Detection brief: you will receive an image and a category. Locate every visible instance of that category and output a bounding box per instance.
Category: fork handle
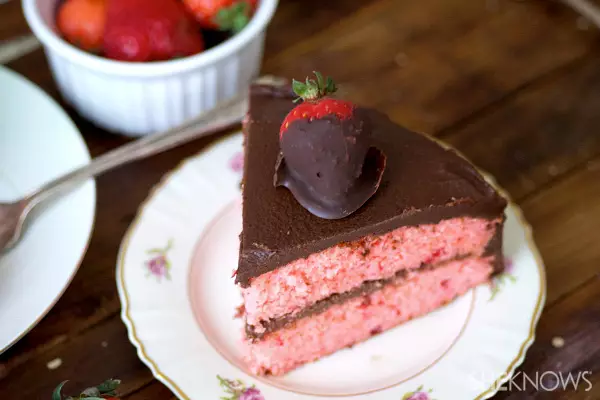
[562,0,600,28]
[27,94,248,208]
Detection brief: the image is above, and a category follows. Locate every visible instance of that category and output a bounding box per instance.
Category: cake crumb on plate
[552,336,565,348]
[46,358,62,370]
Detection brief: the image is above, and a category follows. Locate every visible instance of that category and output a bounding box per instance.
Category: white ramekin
[23,0,278,136]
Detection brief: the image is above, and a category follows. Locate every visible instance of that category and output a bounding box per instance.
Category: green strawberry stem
[53,381,68,400]
[53,379,121,400]
[292,72,338,103]
[215,2,252,34]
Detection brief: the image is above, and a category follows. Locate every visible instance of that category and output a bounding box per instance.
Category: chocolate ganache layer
[244,254,478,340]
[275,111,386,220]
[236,84,507,287]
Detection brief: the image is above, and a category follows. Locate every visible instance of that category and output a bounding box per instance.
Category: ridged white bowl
[23,0,278,136]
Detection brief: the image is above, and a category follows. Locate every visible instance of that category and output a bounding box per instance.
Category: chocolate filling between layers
[245,250,499,341]
[485,214,506,275]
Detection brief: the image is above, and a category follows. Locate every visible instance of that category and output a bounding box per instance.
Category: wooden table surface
[1,0,599,398]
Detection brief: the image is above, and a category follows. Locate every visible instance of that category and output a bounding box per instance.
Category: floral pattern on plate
[229,151,244,173]
[218,375,264,400]
[402,385,435,400]
[117,133,546,400]
[489,257,517,301]
[145,239,173,281]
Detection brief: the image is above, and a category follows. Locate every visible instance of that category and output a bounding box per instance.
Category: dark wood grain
[444,53,600,200]
[125,380,178,400]
[265,0,599,133]
[0,0,599,398]
[0,315,154,398]
[0,1,28,41]
[522,157,600,304]
[263,0,376,55]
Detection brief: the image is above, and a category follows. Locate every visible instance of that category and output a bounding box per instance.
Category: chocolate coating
[274,110,386,219]
[237,84,507,287]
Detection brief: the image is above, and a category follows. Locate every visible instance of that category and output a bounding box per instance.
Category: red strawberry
[183,0,233,29]
[280,72,355,137]
[274,72,387,220]
[183,0,256,33]
[103,0,204,62]
[57,0,107,52]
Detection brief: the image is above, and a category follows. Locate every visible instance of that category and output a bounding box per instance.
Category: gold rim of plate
[117,132,547,400]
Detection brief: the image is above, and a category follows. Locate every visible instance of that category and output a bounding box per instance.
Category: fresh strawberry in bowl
[57,0,106,52]
[54,0,260,60]
[103,0,204,62]
[23,0,278,136]
[183,0,258,33]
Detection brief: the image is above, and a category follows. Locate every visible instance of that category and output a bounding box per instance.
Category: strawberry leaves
[53,379,121,400]
[215,1,252,34]
[292,71,337,102]
[95,379,121,394]
[53,381,68,400]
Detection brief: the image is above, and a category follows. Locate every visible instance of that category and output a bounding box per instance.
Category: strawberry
[183,0,233,30]
[103,0,204,62]
[280,72,355,137]
[183,0,257,33]
[57,0,107,52]
[52,378,121,400]
[275,72,387,220]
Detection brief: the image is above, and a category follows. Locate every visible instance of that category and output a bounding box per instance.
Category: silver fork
[0,76,285,253]
[561,0,600,28]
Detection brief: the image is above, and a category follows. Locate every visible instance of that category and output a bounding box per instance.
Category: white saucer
[117,133,545,399]
[0,66,96,353]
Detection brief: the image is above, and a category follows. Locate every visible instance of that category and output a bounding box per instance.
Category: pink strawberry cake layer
[244,256,493,376]
[243,217,500,329]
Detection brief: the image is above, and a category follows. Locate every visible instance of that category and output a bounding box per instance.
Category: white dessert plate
[0,66,96,353]
[117,132,546,400]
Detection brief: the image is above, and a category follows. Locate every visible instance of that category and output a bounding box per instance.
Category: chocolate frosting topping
[274,110,387,219]
[236,84,507,287]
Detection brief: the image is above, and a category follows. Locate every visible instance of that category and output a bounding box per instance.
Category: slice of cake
[236,74,507,376]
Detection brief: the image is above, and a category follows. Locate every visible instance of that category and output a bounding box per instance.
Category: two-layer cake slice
[236,83,507,376]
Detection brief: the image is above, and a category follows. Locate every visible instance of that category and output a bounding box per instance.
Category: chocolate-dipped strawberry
[274,72,387,219]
